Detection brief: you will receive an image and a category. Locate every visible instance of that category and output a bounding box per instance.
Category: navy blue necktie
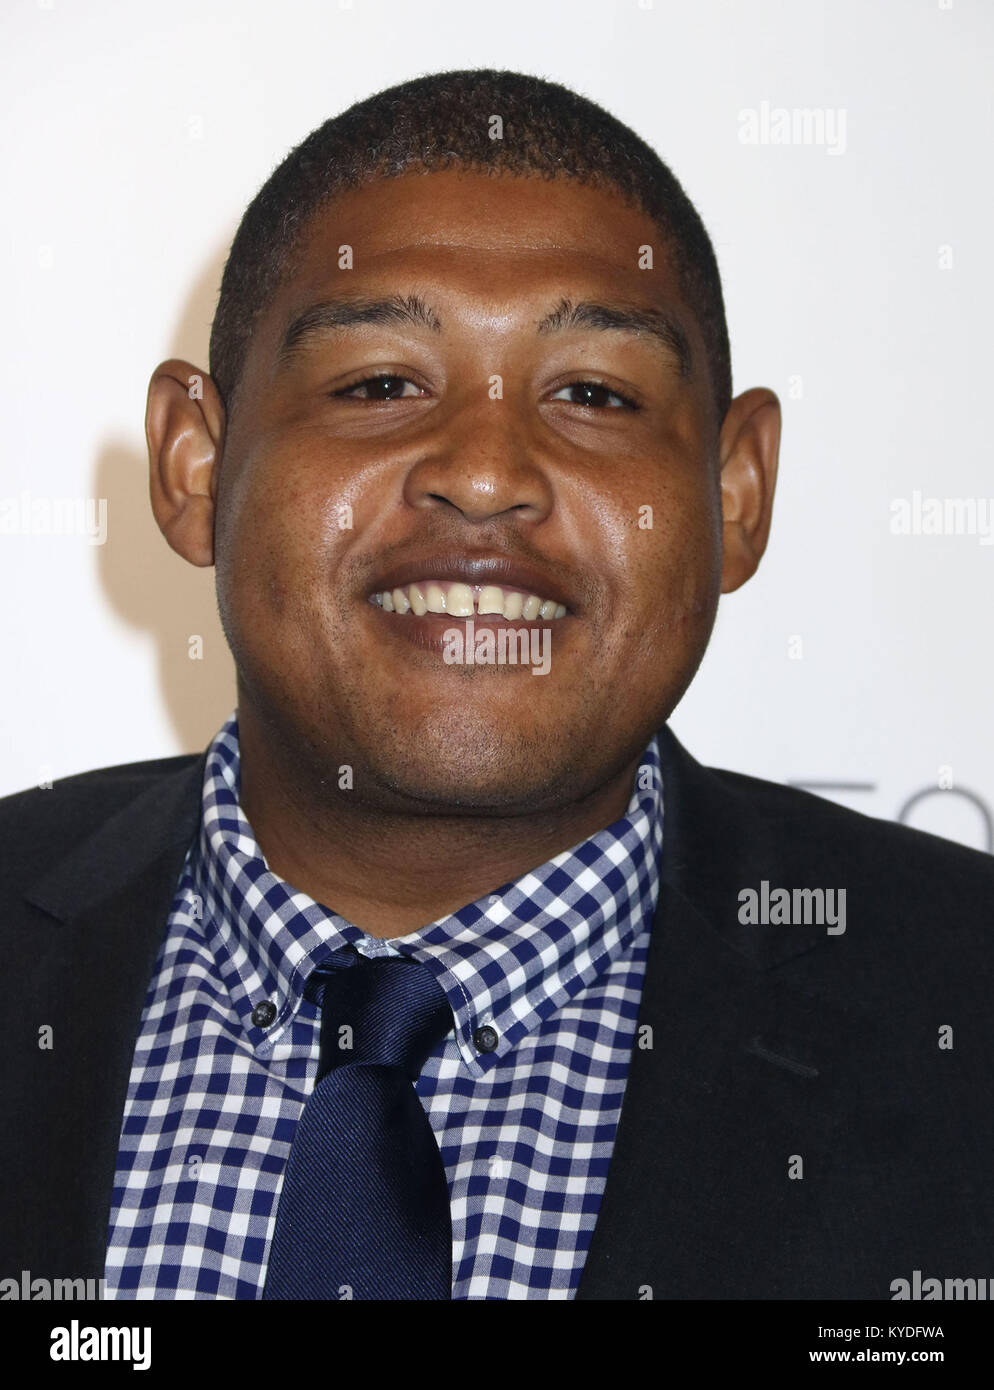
[262,944,454,1300]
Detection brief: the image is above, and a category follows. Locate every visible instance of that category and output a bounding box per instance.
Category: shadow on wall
[95,240,236,753]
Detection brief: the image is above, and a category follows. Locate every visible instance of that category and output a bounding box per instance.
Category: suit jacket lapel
[576,725,856,1299]
[7,753,207,1277]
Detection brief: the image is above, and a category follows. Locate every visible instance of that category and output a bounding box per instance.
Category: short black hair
[208,68,732,430]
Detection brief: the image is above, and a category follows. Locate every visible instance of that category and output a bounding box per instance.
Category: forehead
[259,168,688,342]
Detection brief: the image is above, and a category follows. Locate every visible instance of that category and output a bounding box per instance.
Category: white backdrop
[2,0,991,852]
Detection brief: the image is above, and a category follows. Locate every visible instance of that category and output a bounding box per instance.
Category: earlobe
[718,387,781,594]
[146,358,226,568]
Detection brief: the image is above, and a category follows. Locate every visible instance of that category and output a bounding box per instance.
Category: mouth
[369,580,568,622]
[363,555,577,661]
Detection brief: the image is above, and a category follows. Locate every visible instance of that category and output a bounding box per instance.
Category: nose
[401,394,555,525]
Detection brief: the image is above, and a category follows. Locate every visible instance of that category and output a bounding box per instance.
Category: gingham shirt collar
[192,712,663,1079]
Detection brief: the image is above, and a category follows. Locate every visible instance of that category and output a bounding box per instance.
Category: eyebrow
[277,294,442,365]
[537,296,692,377]
[275,292,693,378]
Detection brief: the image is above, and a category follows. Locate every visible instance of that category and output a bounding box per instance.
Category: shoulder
[0,753,203,888]
[664,748,994,1027]
[708,761,994,891]
[659,726,994,954]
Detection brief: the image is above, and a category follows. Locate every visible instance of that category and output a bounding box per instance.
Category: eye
[549,380,639,410]
[332,373,424,401]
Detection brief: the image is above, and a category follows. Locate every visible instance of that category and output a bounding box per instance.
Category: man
[2,68,992,1302]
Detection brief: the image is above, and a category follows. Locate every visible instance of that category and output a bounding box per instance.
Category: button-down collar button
[252,1000,277,1028]
[473,1024,499,1053]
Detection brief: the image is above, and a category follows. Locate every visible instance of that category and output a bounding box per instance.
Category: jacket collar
[24,749,208,925]
[24,723,828,973]
[653,723,833,969]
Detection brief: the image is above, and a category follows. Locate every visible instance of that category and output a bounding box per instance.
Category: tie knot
[309,947,454,1081]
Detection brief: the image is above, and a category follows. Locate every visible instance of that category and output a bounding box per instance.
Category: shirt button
[252,1000,277,1028]
[473,1025,499,1053]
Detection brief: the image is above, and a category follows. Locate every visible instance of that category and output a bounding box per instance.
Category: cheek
[267,571,288,619]
[216,482,338,672]
[674,515,723,621]
[612,519,721,697]
[224,459,346,596]
[618,477,721,619]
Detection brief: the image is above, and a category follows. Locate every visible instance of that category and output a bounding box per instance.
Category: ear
[717,387,781,593]
[146,358,226,567]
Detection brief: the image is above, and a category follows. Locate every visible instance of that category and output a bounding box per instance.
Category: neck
[235,706,644,940]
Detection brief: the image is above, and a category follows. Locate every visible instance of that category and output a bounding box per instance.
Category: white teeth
[374,581,570,620]
[477,585,505,615]
[446,582,474,617]
[503,591,523,619]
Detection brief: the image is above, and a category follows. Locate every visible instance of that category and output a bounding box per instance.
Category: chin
[370,734,579,815]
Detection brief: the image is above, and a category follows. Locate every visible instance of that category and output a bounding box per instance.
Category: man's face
[213,168,726,814]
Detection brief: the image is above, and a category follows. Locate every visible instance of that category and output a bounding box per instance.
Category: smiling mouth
[370,581,569,621]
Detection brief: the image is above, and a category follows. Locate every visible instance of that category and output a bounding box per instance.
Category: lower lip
[366,602,571,656]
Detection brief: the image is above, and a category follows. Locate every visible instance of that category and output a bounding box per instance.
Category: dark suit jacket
[2,724,993,1300]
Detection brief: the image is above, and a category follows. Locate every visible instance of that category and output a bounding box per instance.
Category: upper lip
[366,551,576,611]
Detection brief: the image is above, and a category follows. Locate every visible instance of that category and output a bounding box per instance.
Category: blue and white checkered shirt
[104,712,663,1299]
